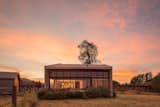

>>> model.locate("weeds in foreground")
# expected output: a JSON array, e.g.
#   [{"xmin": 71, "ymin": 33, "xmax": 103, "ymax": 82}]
[{"xmin": 17, "ymin": 91, "xmax": 38, "ymax": 107}]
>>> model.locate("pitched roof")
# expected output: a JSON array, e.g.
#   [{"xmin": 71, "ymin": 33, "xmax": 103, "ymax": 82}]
[
  {"xmin": 45, "ymin": 64, "xmax": 112, "ymax": 70},
  {"xmin": 0, "ymin": 72, "xmax": 20, "ymax": 79}
]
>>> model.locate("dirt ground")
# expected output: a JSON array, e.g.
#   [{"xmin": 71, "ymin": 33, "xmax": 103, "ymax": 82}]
[
  {"xmin": 1, "ymin": 93, "xmax": 160, "ymax": 107},
  {"xmin": 37, "ymin": 94, "xmax": 160, "ymax": 107}
]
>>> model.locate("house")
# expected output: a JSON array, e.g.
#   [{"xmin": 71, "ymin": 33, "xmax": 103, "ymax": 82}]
[
  {"xmin": 0, "ymin": 72, "xmax": 20, "ymax": 93},
  {"xmin": 44, "ymin": 64, "xmax": 113, "ymax": 95}
]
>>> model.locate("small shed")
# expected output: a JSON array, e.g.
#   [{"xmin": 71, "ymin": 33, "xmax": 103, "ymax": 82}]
[
  {"xmin": 45, "ymin": 64, "xmax": 113, "ymax": 96},
  {"xmin": 0, "ymin": 72, "xmax": 20, "ymax": 93}
]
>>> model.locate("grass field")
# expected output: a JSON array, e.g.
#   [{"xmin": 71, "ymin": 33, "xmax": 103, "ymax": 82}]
[
  {"xmin": 1, "ymin": 93, "xmax": 160, "ymax": 107},
  {"xmin": 0, "ymin": 96, "xmax": 11, "ymax": 106},
  {"xmin": 37, "ymin": 94, "xmax": 160, "ymax": 107}
]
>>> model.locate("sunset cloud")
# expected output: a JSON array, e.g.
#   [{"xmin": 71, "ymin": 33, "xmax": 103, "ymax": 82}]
[
  {"xmin": 113, "ymin": 69, "xmax": 138, "ymax": 83},
  {"xmin": 0, "ymin": 0, "xmax": 160, "ymax": 83}
]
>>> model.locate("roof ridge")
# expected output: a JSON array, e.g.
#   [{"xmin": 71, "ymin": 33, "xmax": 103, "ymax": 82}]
[{"xmin": 45, "ymin": 64, "xmax": 112, "ymax": 70}]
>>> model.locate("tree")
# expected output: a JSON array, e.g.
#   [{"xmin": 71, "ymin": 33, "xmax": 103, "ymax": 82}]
[
  {"xmin": 130, "ymin": 72, "xmax": 153, "ymax": 85},
  {"xmin": 148, "ymin": 74, "xmax": 160, "ymax": 92},
  {"xmin": 112, "ymin": 80, "xmax": 120, "ymax": 89},
  {"xmin": 78, "ymin": 40, "xmax": 100, "ymax": 64},
  {"xmin": 146, "ymin": 72, "xmax": 152, "ymax": 81}
]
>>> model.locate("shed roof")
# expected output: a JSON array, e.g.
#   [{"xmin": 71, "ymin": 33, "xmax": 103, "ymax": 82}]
[
  {"xmin": 45, "ymin": 64, "xmax": 112, "ymax": 70},
  {"xmin": 0, "ymin": 72, "xmax": 20, "ymax": 79}
]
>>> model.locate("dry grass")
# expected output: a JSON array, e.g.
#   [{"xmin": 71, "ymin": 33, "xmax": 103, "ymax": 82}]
[
  {"xmin": 18, "ymin": 91, "xmax": 38, "ymax": 107},
  {"xmin": 0, "ymin": 96, "xmax": 11, "ymax": 107},
  {"xmin": 0, "ymin": 92, "xmax": 37, "ymax": 107},
  {"xmin": 37, "ymin": 94, "xmax": 160, "ymax": 107},
  {"xmin": 1, "ymin": 93, "xmax": 160, "ymax": 107}
]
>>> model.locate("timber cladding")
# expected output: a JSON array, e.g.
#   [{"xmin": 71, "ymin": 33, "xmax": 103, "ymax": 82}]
[
  {"xmin": 0, "ymin": 72, "xmax": 20, "ymax": 107},
  {"xmin": 44, "ymin": 64, "xmax": 113, "ymax": 97},
  {"xmin": 0, "ymin": 72, "xmax": 20, "ymax": 93},
  {"xmin": 49, "ymin": 69, "xmax": 109, "ymax": 78},
  {"xmin": 0, "ymin": 79, "xmax": 14, "ymax": 94}
]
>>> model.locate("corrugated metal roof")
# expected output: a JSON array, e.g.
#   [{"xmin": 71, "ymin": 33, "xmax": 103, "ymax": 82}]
[
  {"xmin": 45, "ymin": 64, "xmax": 112, "ymax": 70},
  {"xmin": 0, "ymin": 72, "xmax": 19, "ymax": 79}
]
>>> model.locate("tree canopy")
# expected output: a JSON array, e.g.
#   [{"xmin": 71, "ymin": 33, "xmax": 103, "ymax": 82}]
[
  {"xmin": 78, "ymin": 40, "xmax": 100, "ymax": 64},
  {"xmin": 130, "ymin": 72, "xmax": 152, "ymax": 85}
]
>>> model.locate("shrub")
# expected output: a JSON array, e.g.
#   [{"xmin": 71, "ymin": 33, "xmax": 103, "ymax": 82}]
[
  {"xmin": 44, "ymin": 90, "xmax": 55, "ymax": 99},
  {"xmin": 38, "ymin": 89, "xmax": 86, "ymax": 100},
  {"xmin": 72, "ymin": 91, "xmax": 85, "ymax": 98},
  {"xmin": 85, "ymin": 87, "xmax": 110, "ymax": 98},
  {"xmin": 98, "ymin": 87, "xmax": 110, "ymax": 97},
  {"xmin": 65, "ymin": 91, "xmax": 86, "ymax": 99},
  {"xmin": 112, "ymin": 91, "xmax": 117, "ymax": 98},
  {"xmin": 53, "ymin": 90, "xmax": 66, "ymax": 99},
  {"xmin": 37, "ymin": 87, "xmax": 112, "ymax": 100},
  {"xmin": 150, "ymin": 75, "xmax": 160, "ymax": 92},
  {"xmin": 85, "ymin": 87, "xmax": 101, "ymax": 98},
  {"xmin": 38, "ymin": 89, "xmax": 67, "ymax": 100},
  {"xmin": 37, "ymin": 89, "xmax": 55, "ymax": 100}
]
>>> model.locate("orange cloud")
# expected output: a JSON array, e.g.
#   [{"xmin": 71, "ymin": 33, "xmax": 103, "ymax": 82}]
[
  {"xmin": 0, "ymin": 64, "xmax": 32, "ymax": 79},
  {"xmin": 0, "ymin": 29, "xmax": 80, "ymax": 78},
  {"xmin": 0, "ymin": 29, "xmax": 78, "ymax": 63},
  {"xmin": 1, "ymin": 28, "xmax": 159, "ymax": 82},
  {"xmin": 0, "ymin": 64, "xmax": 21, "ymax": 73},
  {"xmin": 113, "ymin": 69, "xmax": 139, "ymax": 83},
  {"xmin": 80, "ymin": 3, "xmax": 128, "ymax": 30},
  {"xmin": 0, "ymin": 0, "xmax": 160, "ymax": 83},
  {"xmin": 83, "ymin": 32, "xmax": 160, "ymax": 66}
]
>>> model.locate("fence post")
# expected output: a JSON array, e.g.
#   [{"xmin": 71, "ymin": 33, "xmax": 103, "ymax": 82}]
[{"xmin": 12, "ymin": 86, "xmax": 17, "ymax": 107}]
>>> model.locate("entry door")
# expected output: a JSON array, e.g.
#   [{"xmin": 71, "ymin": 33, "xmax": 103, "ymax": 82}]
[{"xmin": 75, "ymin": 81, "xmax": 80, "ymax": 89}]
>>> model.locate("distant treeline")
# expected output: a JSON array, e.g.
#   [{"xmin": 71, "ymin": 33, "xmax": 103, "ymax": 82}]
[
  {"xmin": 20, "ymin": 78, "xmax": 44, "ymax": 92},
  {"xmin": 113, "ymin": 72, "xmax": 160, "ymax": 92}
]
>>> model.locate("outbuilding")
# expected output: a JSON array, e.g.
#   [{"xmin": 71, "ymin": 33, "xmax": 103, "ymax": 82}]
[
  {"xmin": 0, "ymin": 72, "xmax": 20, "ymax": 93},
  {"xmin": 45, "ymin": 64, "xmax": 113, "ymax": 95}
]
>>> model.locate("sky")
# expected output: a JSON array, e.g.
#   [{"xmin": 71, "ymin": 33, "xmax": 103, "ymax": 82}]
[{"xmin": 0, "ymin": 0, "xmax": 160, "ymax": 83}]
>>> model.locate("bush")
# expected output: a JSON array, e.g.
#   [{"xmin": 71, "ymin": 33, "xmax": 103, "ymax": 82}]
[
  {"xmin": 85, "ymin": 87, "xmax": 101, "ymax": 98},
  {"xmin": 38, "ymin": 89, "xmax": 86, "ymax": 100},
  {"xmin": 65, "ymin": 91, "xmax": 86, "ymax": 99},
  {"xmin": 53, "ymin": 90, "xmax": 66, "ymax": 99},
  {"xmin": 38, "ymin": 89, "xmax": 66, "ymax": 100},
  {"xmin": 98, "ymin": 87, "xmax": 110, "ymax": 97},
  {"xmin": 38, "ymin": 87, "xmax": 111, "ymax": 100},
  {"xmin": 150, "ymin": 75, "xmax": 160, "ymax": 92},
  {"xmin": 85, "ymin": 87, "xmax": 110, "ymax": 98},
  {"xmin": 37, "ymin": 89, "xmax": 55, "ymax": 100},
  {"xmin": 112, "ymin": 91, "xmax": 117, "ymax": 98}
]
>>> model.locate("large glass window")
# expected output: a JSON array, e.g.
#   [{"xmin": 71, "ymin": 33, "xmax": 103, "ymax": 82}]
[{"xmin": 50, "ymin": 79, "xmax": 85, "ymax": 89}]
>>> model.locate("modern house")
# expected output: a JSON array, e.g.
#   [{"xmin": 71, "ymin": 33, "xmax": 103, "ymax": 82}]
[
  {"xmin": 0, "ymin": 72, "xmax": 20, "ymax": 93},
  {"xmin": 44, "ymin": 64, "xmax": 113, "ymax": 94}
]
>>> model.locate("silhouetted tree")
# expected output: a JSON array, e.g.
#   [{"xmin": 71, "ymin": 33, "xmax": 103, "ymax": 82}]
[
  {"xmin": 146, "ymin": 72, "xmax": 152, "ymax": 81},
  {"xmin": 130, "ymin": 72, "xmax": 152, "ymax": 85},
  {"xmin": 78, "ymin": 40, "xmax": 100, "ymax": 64},
  {"xmin": 112, "ymin": 80, "xmax": 120, "ymax": 89}
]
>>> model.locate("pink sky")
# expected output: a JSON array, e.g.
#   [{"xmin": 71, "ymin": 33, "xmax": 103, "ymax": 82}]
[{"xmin": 0, "ymin": 0, "xmax": 160, "ymax": 83}]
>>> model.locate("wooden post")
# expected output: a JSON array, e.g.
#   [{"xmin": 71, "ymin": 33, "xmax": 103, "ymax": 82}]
[
  {"xmin": 90, "ymin": 78, "xmax": 92, "ymax": 87},
  {"xmin": 108, "ymin": 69, "xmax": 113, "ymax": 97},
  {"xmin": 54, "ymin": 79, "xmax": 56, "ymax": 89},
  {"xmin": 12, "ymin": 86, "xmax": 17, "ymax": 107},
  {"xmin": 45, "ymin": 70, "xmax": 50, "ymax": 89}
]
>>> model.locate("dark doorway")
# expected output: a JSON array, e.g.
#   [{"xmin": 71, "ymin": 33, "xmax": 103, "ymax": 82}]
[{"xmin": 75, "ymin": 81, "xmax": 80, "ymax": 89}]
